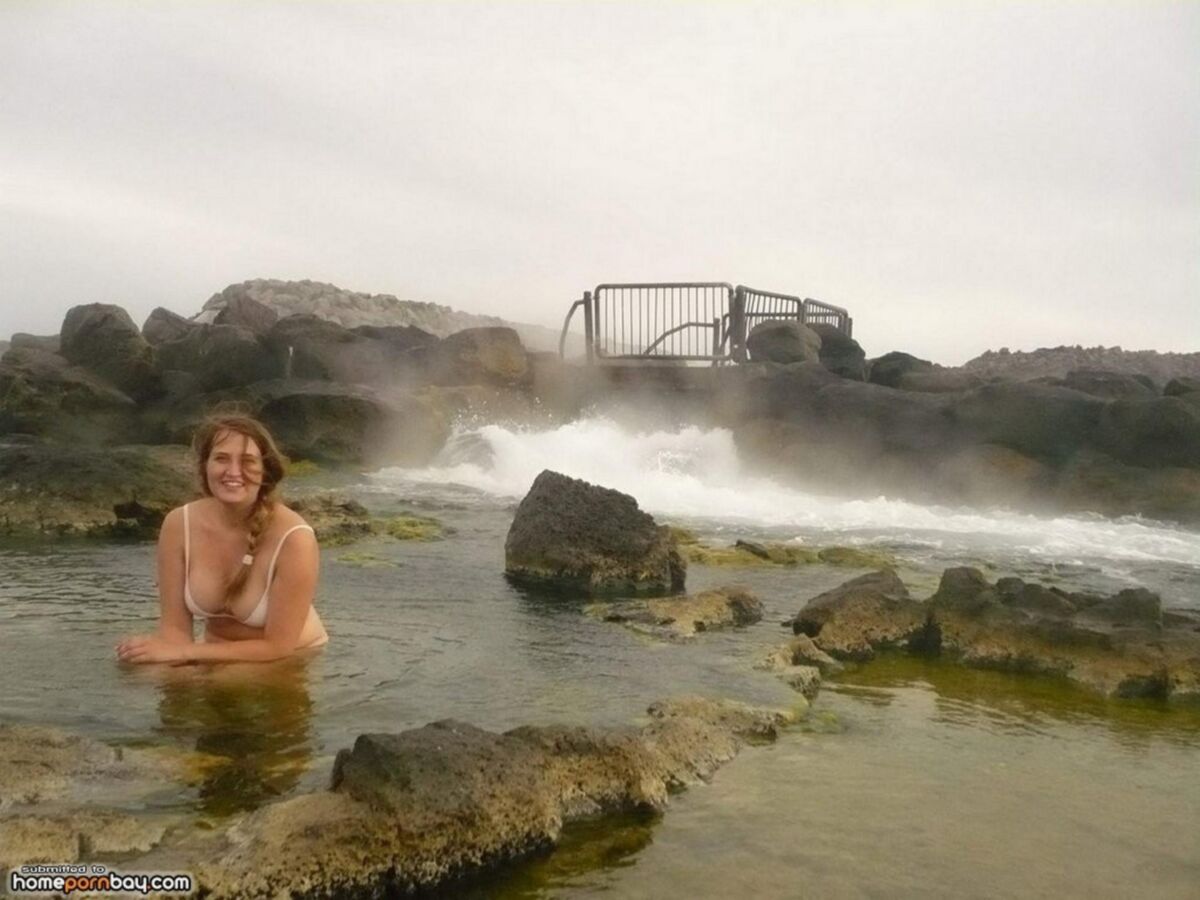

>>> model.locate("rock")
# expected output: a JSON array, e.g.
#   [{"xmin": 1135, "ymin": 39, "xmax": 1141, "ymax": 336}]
[
  {"xmin": 0, "ymin": 347, "xmax": 141, "ymax": 444},
  {"xmin": 288, "ymin": 494, "xmax": 448, "ymax": 546},
  {"xmin": 351, "ymin": 323, "xmax": 439, "ymax": 351},
  {"xmin": 505, "ymin": 470, "xmax": 686, "ymax": 595},
  {"xmin": 213, "ymin": 295, "xmax": 279, "ymax": 336},
  {"xmin": 745, "ymin": 320, "xmax": 822, "ymax": 364},
  {"xmin": 781, "ymin": 665, "xmax": 823, "ymax": 699},
  {"xmin": 1053, "ymin": 451, "xmax": 1200, "ymax": 523},
  {"xmin": 1048, "ymin": 368, "xmax": 1158, "ymax": 400},
  {"xmin": 791, "ymin": 570, "xmax": 925, "ymax": 660},
  {"xmin": 0, "ymin": 723, "xmax": 183, "ymax": 810},
  {"xmin": 867, "ymin": 351, "xmax": 935, "ymax": 388},
  {"xmin": 423, "ymin": 326, "xmax": 530, "ymax": 387},
  {"xmin": 256, "ymin": 381, "xmax": 450, "ymax": 466},
  {"xmin": 810, "ymin": 324, "xmax": 867, "ymax": 380},
  {"xmin": 10, "ymin": 333, "xmax": 60, "ymax": 352},
  {"xmin": 1097, "ymin": 397, "xmax": 1200, "ymax": 469},
  {"xmin": 1164, "ymin": 377, "xmax": 1200, "ymax": 397},
  {"xmin": 194, "ymin": 697, "xmax": 794, "ymax": 898},
  {"xmin": 155, "ymin": 323, "xmax": 279, "ymax": 393},
  {"xmin": 141, "ymin": 307, "xmax": 196, "ymax": 345},
  {"xmin": 264, "ymin": 315, "xmax": 401, "ymax": 385},
  {"xmin": 59, "ymin": 303, "xmax": 160, "ymax": 401},
  {"xmin": 589, "ymin": 586, "xmax": 763, "ymax": 639},
  {"xmin": 0, "ymin": 442, "xmax": 194, "ymax": 538},
  {"xmin": 960, "ymin": 345, "xmax": 1200, "ymax": 385},
  {"xmin": 896, "ymin": 369, "xmax": 987, "ymax": 393},
  {"xmin": 0, "ymin": 810, "xmax": 168, "ymax": 869},
  {"xmin": 949, "ymin": 381, "xmax": 1106, "ymax": 464},
  {"xmin": 758, "ymin": 634, "xmax": 845, "ymax": 675}
]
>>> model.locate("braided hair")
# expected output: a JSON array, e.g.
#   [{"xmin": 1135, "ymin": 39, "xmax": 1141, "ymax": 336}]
[{"xmin": 192, "ymin": 414, "xmax": 287, "ymax": 611}]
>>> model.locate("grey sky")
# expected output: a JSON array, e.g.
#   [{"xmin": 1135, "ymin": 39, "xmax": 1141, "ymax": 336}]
[{"xmin": 1, "ymin": 1, "xmax": 1196, "ymax": 364}]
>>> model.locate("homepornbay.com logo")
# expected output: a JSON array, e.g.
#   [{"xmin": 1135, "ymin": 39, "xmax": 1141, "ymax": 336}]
[{"xmin": 8, "ymin": 864, "xmax": 194, "ymax": 895}]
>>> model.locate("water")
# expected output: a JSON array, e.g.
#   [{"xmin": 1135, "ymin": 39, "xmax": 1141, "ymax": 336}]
[{"xmin": 2, "ymin": 418, "xmax": 1198, "ymax": 896}]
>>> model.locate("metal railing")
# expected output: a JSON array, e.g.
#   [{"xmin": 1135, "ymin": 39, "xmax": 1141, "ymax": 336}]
[{"xmin": 559, "ymin": 282, "xmax": 852, "ymax": 364}]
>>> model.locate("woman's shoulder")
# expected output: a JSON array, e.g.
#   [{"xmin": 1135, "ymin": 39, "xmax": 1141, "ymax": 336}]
[{"xmin": 271, "ymin": 503, "xmax": 315, "ymax": 535}]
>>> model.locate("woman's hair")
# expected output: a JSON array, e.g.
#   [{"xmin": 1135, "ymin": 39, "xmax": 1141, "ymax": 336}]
[{"xmin": 192, "ymin": 414, "xmax": 287, "ymax": 609}]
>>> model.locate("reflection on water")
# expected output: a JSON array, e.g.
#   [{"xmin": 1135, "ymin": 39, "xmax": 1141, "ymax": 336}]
[{"xmin": 146, "ymin": 657, "xmax": 315, "ymax": 817}]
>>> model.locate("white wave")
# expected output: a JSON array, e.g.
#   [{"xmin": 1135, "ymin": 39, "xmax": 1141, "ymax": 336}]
[{"xmin": 370, "ymin": 417, "xmax": 1200, "ymax": 567}]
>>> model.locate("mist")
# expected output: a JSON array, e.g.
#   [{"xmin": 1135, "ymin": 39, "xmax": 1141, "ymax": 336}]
[{"xmin": 1, "ymin": 1, "xmax": 1197, "ymax": 364}]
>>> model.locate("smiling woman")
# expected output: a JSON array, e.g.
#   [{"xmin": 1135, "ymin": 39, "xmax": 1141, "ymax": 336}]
[{"xmin": 116, "ymin": 415, "xmax": 328, "ymax": 664}]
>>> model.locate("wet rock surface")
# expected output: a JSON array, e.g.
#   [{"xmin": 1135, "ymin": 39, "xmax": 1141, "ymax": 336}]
[
  {"xmin": 191, "ymin": 697, "xmax": 795, "ymax": 899},
  {"xmin": 587, "ymin": 586, "xmax": 763, "ymax": 639},
  {"xmin": 791, "ymin": 567, "xmax": 1200, "ymax": 700},
  {"xmin": 505, "ymin": 470, "xmax": 686, "ymax": 595}
]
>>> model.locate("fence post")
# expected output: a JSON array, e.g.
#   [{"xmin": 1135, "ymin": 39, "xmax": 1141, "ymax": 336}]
[
  {"xmin": 583, "ymin": 291, "xmax": 594, "ymax": 363},
  {"xmin": 731, "ymin": 286, "xmax": 747, "ymax": 362}
]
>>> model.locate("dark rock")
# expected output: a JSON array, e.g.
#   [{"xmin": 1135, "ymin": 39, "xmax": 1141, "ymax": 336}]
[
  {"xmin": 155, "ymin": 323, "xmax": 279, "ymax": 393},
  {"xmin": 10, "ymin": 333, "xmax": 60, "ymax": 353},
  {"xmin": 0, "ymin": 347, "xmax": 140, "ymax": 444},
  {"xmin": 1087, "ymin": 588, "xmax": 1162, "ymax": 628},
  {"xmin": 59, "ymin": 303, "xmax": 160, "ymax": 401},
  {"xmin": 256, "ymin": 381, "xmax": 450, "ymax": 466},
  {"xmin": 897, "ymin": 369, "xmax": 987, "ymax": 393},
  {"xmin": 949, "ymin": 381, "xmax": 1105, "ymax": 463},
  {"xmin": 995, "ymin": 578, "xmax": 1077, "ymax": 617},
  {"xmin": 422, "ymin": 326, "xmax": 530, "ymax": 387},
  {"xmin": 265, "ymin": 315, "xmax": 400, "ymax": 385},
  {"xmin": 734, "ymin": 539, "xmax": 771, "ymax": 559},
  {"xmin": 141, "ymin": 307, "xmax": 196, "ymax": 345},
  {"xmin": 867, "ymin": 351, "xmax": 935, "ymax": 388},
  {"xmin": 1053, "ymin": 451, "xmax": 1200, "ymax": 523},
  {"xmin": 213, "ymin": 295, "xmax": 278, "ymax": 336},
  {"xmin": 505, "ymin": 470, "xmax": 686, "ymax": 595},
  {"xmin": 791, "ymin": 569, "xmax": 924, "ymax": 660},
  {"xmin": 195, "ymin": 697, "xmax": 794, "ymax": 898},
  {"xmin": 810, "ymin": 323, "xmax": 866, "ymax": 380},
  {"xmin": 1048, "ymin": 369, "xmax": 1158, "ymax": 400},
  {"xmin": 589, "ymin": 586, "xmax": 763, "ymax": 639},
  {"xmin": 0, "ymin": 442, "xmax": 194, "ymax": 538},
  {"xmin": 1097, "ymin": 397, "xmax": 1200, "ymax": 469},
  {"xmin": 745, "ymin": 320, "xmax": 822, "ymax": 364},
  {"xmin": 1164, "ymin": 377, "xmax": 1200, "ymax": 397},
  {"xmin": 351, "ymin": 324, "xmax": 439, "ymax": 352}
]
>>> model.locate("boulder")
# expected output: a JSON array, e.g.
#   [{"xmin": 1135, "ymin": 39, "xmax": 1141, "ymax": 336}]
[
  {"xmin": 256, "ymin": 380, "xmax": 449, "ymax": 466},
  {"xmin": 265, "ymin": 315, "xmax": 401, "ymax": 385},
  {"xmin": 1053, "ymin": 451, "xmax": 1200, "ymax": 523},
  {"xmin": 10, "ymin": 333, "xmax": 59, "ymax": 353},
  {"xmin": 948, "ymin": 381, "xmax": 1106, "ymax": 464},
  {"xmin": 1164, "ymin": 377, "xmax": 1200, "ymax": 397},
  {"xmin": 1047, "ymin": 368, "xmax": 1158, "ymax": 400},
  {"xmin": 1096, "ymin": 397, "xmax": 1200, "ymax": 469},
  {"xmin": 589, "ymin": 586, "xmax": 763, "ymax": 639},
  {"xmin": 155, "ymin": 323, "xmax": 279, "ymax": 393},
  {"xmin": 0, "ymin": 811, "xmax": 167, "ymax": 869},
  {"xmin": 810, "ymin": 323, "xmax": 866, "ymax": 380},
  {"xmin": 867, "ymin": 351, "xmax": 935, "ymax": 388},
  {"xmin": 59, "ymin": 303, "xmax": 160, "ymax": 401},
  {"xmin": 351, "ymin": 323, "xmax": 439, "ymax": 352},
  {"xmin": 758, "ymin": 634, "xmax": 844, "ymax": 675},
  {"xmin": 896, "ymin": 369, "xmax": 987, "ymax": 393},
  {"xmin": 790, "ymin": 569, "xmax": 925, "ymax": 660},
  {"xmin": 194, "ymin": 697, "xmax": 794, "ymax": 899},
  {"xmin": 422, "ymin": 326, "xmax": 530, "ymax": 387},
  {"xmin": 0, "ymin": 347, "xmax": 140, "ymax": 444},
  {"xmin": 505, "ymin": 470, "xmax": 686, "ymax": 594},
  {"xmin": 141, "ymin": 307, "xmax": 196, "ymax": 345},
  {"xmin": 0, "ymin": 442, "xmax": 194, "ymax": 537},
  {"xmin": 213, "ymin": 295, "xmax": 278, "ymax": 336},
  {"xmin": 745, "ymin": 320, "xmax": 822, "ymax": 364}
]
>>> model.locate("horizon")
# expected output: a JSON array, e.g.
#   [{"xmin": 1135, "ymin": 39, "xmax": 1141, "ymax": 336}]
[{"xmin": 1, "ymin": 2, "xmax": 1197, "ymax": 367}]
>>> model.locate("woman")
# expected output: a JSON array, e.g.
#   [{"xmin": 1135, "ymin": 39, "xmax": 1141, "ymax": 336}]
[{"xmin": 117, "ymin": 415, "xmax": 328, "ymax": 664}]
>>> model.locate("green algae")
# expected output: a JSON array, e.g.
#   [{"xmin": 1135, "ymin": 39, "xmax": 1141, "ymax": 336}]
[
  {"xmin": 336, "ymin": 552, "xmax": 402, "ymax": 568},
  {"xmin": 673, "ymin": 534, "xmax": 894, "ymax": 570}
]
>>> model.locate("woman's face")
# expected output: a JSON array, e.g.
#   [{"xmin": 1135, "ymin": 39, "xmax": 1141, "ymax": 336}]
[{"xmin": 206, "ymin": 430, "xmax": 265, "ymax": 507}]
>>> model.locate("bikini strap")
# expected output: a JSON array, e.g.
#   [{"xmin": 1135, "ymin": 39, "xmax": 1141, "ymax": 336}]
[
  {"xmin": 265, "ymin": 524, "xmax": 315, "ymax": 586},
  {"xmin": 183, "ymin": 502, "xmax": 191, "ymax": 572}
]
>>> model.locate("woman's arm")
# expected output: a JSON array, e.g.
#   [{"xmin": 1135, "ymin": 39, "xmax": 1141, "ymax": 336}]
[{"xmin": 156, "ymin": 506, "xmax": 194, "ymax": 644}]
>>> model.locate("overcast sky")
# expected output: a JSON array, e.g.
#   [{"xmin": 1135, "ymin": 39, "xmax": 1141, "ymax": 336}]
[{"xmin": 1, "ymin": 1, "xmax": 1196, "ymax": 364}]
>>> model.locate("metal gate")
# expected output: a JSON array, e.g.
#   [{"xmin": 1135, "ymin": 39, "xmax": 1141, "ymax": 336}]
[{"xmin": 559, "ymin": 282, "xmax": 852, "ymax": 363}]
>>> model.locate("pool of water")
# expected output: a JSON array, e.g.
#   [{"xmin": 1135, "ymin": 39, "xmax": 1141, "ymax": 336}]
[{"xmin": 2, "ymin": 419, "xmax": 1198, "ymax": 896}]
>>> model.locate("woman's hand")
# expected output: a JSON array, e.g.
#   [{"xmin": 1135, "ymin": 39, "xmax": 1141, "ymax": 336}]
[{"xmin": 116, "ymin": 634, "xmax": 190, "ymax": 665}]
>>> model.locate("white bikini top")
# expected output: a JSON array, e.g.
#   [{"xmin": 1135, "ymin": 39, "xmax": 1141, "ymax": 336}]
[{"xmin": 182, "ymin": 502, "xmax": 314, "ymax": 628}]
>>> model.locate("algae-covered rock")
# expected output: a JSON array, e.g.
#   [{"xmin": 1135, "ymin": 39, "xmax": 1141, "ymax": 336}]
[
  {"xmin": 678, "ymin": 535, "xmax": 893, "ymax": 570},
  {"xmin": 588, "ymin": 586, "xmax": 764, "ymax": 639},
  {"xmin": 289, "ymin": 494, "xmax": 447, "ymax": 547}
]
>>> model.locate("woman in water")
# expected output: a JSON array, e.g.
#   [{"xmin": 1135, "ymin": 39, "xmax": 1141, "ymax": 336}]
[{"xmin": 117, "ymin": 415, "xmax": 328, "ymax": 664}]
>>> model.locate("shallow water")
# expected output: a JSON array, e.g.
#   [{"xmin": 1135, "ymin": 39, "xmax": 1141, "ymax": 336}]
[{"xmin": 2, "ymin": 419, "xmax": 1198, "ymax": 896}]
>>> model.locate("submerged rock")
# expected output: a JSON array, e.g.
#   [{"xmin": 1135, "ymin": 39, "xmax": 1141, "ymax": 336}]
[
  {"xmin": 193, "ymin": 697, "xmax": 795, "ymax": 898},
  {"xmin": 790, "ymin": 567, "xmax": 1200, "ymax": 700},
  {"xmin": 505, "ymin": 470, "xmax": 686, "ymax": 595},
  {"xmin": 588, "ymin": 586, "xmax": 764, "ymax": 639},
  {"xmin": 289, "ymin": 494, "xmax": 448, "ymax": 546}
]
